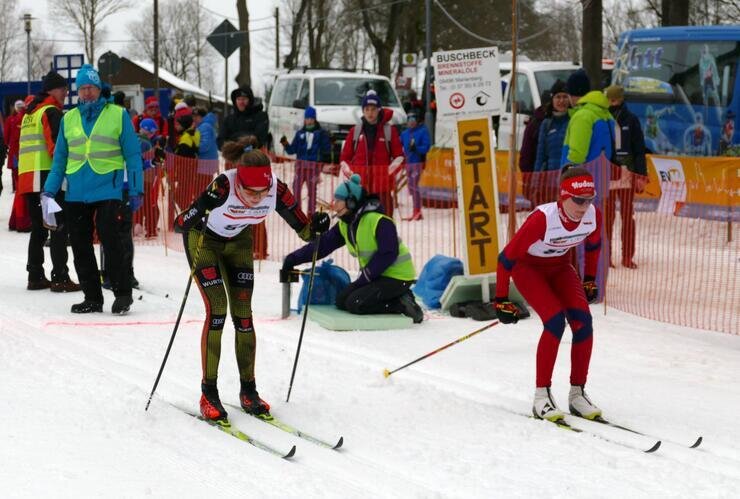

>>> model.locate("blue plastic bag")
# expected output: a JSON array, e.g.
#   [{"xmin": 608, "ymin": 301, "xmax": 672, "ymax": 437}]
[
  {"xmin": 412, "ymin": 255, "xmax": 464, "ymax": 309},
  {"xmin": 297, "ymin": 259, "xmax": 351, "ymax": 312}
]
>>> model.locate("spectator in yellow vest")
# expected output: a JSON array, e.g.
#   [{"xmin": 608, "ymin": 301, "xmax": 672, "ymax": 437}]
[
  {"xmin": 43, "ymin": 64, "xmax": 143, "ymax": 315},
  {"xmin": 18, "ymin": 71, "xmax": 80, "ymax": 293}
]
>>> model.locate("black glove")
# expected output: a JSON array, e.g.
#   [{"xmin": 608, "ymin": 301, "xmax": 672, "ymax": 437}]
[
  {"xmin": 280, "ymin": 135, "xmax": 289, "ymax": 147},
  {"xmin": 280, "ymin": 257, "xmax": 299, "ymax": 283},
  {"xmin": 310, "ymin": 212, "xmax": 330, "ymax": 235},
  {"xmin": 583, "ymin": 277, "xmax": 598, "ymax": 304},
  {"xmin": 197, "ymin": 182, "xmax": 225, "ymax": 212},
  {"xmin": 494, "ymin": 297, "xmax": 519, "ymax": 324}
]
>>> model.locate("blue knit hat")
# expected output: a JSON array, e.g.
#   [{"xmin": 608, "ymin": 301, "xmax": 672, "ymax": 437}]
[
  {"xmin": 334, "ymin": 174, "xmax": 364, "ymax": 202},
  {"xmin": 361, "ymin": 90, "xmax": 381, "ymax": 108},
  {"xmin": 304, "ymin": 106, "xmax": 317, "ymax": 119},
  {"xmin": 566, "ymin": 69, "xmax": 590, "ymax": 97},
  {"xmin": 76, "ymin": 64, "xmax": 102, "ymax": 89},
  {"xmin": 139, "ymin": 118, "xmax": 159, "ymax": 133}
]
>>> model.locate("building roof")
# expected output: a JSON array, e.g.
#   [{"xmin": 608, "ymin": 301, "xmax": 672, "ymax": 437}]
[{"xmin": 128, "ymin": 59, "xmax": 226, "ymax": 103}]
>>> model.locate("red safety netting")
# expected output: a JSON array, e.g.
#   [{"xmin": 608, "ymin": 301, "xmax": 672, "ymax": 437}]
[{"xmin": 131, "ymin": 151, "xmax": 739, "ymax": 335}]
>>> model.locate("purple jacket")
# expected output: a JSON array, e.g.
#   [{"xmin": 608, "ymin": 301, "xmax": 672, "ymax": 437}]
[{"xmin": 518, "ymin": 105, "xmax": 547, "ymax": 172}]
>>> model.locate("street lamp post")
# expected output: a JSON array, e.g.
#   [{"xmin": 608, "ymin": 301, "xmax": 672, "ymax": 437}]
[{"xmin": 24, "ymin": 14, "xmax": 32, "ymax": 95}]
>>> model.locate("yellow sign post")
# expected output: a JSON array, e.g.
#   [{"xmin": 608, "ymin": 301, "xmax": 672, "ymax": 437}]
[{"xmin": 453, "ymin": 117, "xmax": 501, "ymax": 277}]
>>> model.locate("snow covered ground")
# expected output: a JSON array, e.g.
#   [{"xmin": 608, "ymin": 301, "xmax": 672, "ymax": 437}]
[{"xmin": 1, "ymin": 168, "xmax": 739, "ymax": 498}]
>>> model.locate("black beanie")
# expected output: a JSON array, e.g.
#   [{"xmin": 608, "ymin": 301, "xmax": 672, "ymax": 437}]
[
  {"xmin": 42, "ymin": 71, "xmax": 68, "ymax": 92},
  {"xmin": 550, "ymin": 79, "xmax": 568, "ymax": 96},
  {"xmin": 177, "ymin": 114, "xmax": 193, "ymax": 129},
  {"xmin": 566, "ymin": 69, "xmax": 591, "ymax": 97}
]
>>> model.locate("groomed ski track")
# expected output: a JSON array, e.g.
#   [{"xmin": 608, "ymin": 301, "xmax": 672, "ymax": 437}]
[{"xmin": 1, "ymin": 230, "xmax": 739, "ymax": 498}]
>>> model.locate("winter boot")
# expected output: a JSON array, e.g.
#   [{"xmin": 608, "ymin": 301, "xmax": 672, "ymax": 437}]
[
  {"xmin": 532, "ymin": 387, "xmax": 564, "ymax": 422},
  {"xmin": 239, "ymin": 379, "xmax": 271, "ymax": 415},
  {"xmin": 200, "ymin": 383, "xmax": 228, "ymax": 421},
  {"xmin": 397, "ymin": 292, "xmax": 424, "ymax": 324},
  {"xmin": 568, "ymin": 385, "xmax": 602, "ymax": 420},
  {"xmin": 27, "ymin": 276, "xmax": 51, "ymax": 290},
  {"xmin": 112, "ymin": 296, "xmax": 134, "ymax": 315},
  {"xmin": 71, "ymin": 300, "xmax": 103, "ymax": 314},
  {"xmin": 50, "ymin": 277, "xmax": 82, "ymax": 293}
]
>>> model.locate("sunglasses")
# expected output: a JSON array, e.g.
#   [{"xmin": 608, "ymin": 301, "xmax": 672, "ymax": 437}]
[{"xmin": 572, "ymin": 196, "xmax": 595, "ymax": 206}]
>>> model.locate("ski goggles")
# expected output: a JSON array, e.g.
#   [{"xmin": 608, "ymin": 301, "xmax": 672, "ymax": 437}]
[{"xmin": 571, "ymin": 196, "xmax": 595, "ymax": 206}]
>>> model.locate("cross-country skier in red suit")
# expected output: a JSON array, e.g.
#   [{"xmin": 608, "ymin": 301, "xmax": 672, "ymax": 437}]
[{"xmin": 495, "ymin": 165, "xmax": 603, "ymax": 423}]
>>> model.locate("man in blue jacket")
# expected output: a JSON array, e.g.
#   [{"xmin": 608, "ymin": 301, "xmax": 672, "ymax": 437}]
[
  {"xmin": 400, "ymin": 111, "xmax": 431, "ymax": 221},
  {"xmin": 279, "ymin": 106, "xmax": 331, "ymax": 215},
  {"xmin": 43, "ymin": 64, "xmax": 143, "ymax": 315}
]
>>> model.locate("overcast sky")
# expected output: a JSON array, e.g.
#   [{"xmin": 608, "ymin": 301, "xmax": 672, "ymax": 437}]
[{"xmin": 17, "ymin": 0, "xmax": 279, "ymax": 98}]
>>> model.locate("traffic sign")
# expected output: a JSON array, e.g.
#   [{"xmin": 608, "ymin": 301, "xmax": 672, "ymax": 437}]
[{"xmin": 207, "ymin": 20, "xmax": 246, "ymax": 58}]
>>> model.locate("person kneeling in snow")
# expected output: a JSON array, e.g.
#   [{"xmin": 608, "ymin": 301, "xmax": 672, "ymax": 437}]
[
  {"xmin": 495, "ymin": 165, "xmax": 603, "ymax": 423},
  {"xmin": 281, "ymin": 174, "xmax": 423, "ymax": 323}
]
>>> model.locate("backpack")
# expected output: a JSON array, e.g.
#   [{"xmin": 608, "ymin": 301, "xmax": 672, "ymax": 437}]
[
  {"xmin": 412, "ymin": 255, "xmax": 464, "ymax": 309},
  {"xmin": 297, "ymin": 259, "xmax": 351, "ymax": 312},
  {"xmin": 351, "ymin": 121, "xmax": 393, "ymax": 156}
]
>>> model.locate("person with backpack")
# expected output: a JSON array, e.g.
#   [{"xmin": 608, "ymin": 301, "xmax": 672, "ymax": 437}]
[
  {"xmin": 174, "ymin": 135, "xmax": 328, "ymax": 422},
  {"xmin": 533, "ymin": 80, "xmax": 570, "ymax": 204},
  {"xmin": 400, "ymin": 111, "xmax": 431, "ymax": 221},
  {"xmin": 281, "ymin": 174, "xmax": 423, "ymax": 323},
  {"xmin": 339, "ymin": 90, "xmax": 404, "ymax": 218},
  {"xmin": 279, "ymin": 105, "xmax": 331, "ymax": 216}
]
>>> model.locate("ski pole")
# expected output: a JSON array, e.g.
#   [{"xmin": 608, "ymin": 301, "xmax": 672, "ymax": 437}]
[
  {"xmin": 145, "ymin": 218, "xmax": 208, "ymax": 411},
  {"xmin": 383, "ymin": 320, "xmax": 499, "ymax": 378},
  {"xmin": 285, "ymin": 232, "xmax": 322, "ymax": 403}
]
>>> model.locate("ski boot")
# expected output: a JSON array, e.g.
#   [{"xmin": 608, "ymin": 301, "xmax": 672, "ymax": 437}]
[
  {"xmin": 568, "ymin": 385, "xmax": 602, "ymax": 420},
  {"xmin": 239, "ymin": 380, "xmax": 271, "ymax": 415},
  {"xmin": 533, "ymin": 387, "xmax": 564, "ymax": 422},
  {"xmin": 396, "ymin": 292, "xmax": 424, "ymax": 324},
  {"xmin": 200, "ymin": 383, "xmax": 228, "ymax": 421}
]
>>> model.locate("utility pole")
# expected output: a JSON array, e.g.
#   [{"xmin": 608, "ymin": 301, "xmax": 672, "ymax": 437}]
[
  {"xmin": 275, "ymin": 7, "xmax": 280, "ymax": 69},
  {"xmin": 24, "ymin": 14, "xmax": 32, "ymax": 95},
  {"xmin": 424, "ymin": 0, "xmax": 433, "ymax": 139},
  {"xmin": 154, "ymin": 0, "xmax": 160, "ymax": 104},
  {"xmin": 508, "ymin": 0, "xmax": 518, "ymax": 240}
]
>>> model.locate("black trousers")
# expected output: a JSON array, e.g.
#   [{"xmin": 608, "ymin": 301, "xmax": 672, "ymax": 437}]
[
  {"xmin": 66, "ymin": 200, "xmax": 133, "ymax": 303},
  {"xmin": 25, "ymin": 192, "xmax": 71, "ymax": 282},
  {"xmin": 335, "ymin": 276, "xmax": 412, "ymax": 315},
  {"xmin": 99, "ymin": 198, "xmax": 134, "ymax": 279}
]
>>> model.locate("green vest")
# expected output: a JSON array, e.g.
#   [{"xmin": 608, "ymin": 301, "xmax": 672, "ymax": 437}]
[
  {"xmin": 338, "ymin": 212, "xmax": 415, "ymax": 281},
  {"xmin": 63, "ymin": 104, "xmax": 125, "ymax": 175},
  {"xmin": 18, "ymin": 105, "xmax": 55, "ymax": 175}
]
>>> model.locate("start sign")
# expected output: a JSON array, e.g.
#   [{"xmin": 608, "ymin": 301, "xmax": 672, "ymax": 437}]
[{"xmin": 454, "ymin": 117, "xmax": 501, "ymax": 275}]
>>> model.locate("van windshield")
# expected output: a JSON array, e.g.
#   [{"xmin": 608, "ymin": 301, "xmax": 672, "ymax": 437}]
[
  {"xmin": 314, "ymin": 78, "xmax": 400, "ymax": 106},
  {"xmin": 534, "ymin": 69, "xmax": 577, "ymax": 98}
]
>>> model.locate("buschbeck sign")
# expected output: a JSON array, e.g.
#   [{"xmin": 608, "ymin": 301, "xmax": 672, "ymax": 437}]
[
  {"xmin": 433, "ymin": 46, "xmax": 502, "ymax": 120},
  {"xmin": 454, "ymin": 117, "xmax": 501, "ymax": 275}
]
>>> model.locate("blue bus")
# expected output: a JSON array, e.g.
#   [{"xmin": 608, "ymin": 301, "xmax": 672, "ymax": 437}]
[{"xmin": 612, "ymin": 26, "xmax": 740, "ymax": 156}]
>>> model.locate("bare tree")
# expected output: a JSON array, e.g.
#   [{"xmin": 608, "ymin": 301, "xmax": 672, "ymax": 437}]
[
  {"xmin": 661, "ymin": 0, "xmax": 690, "ymax": 26},
  {"xmin": 126, "ymin": 0, "xmax": 217, "ymax": 89},
  {"xmin": 0, "ymin": 0, "xmax": 22, "ymax": 82},
  {"xmin": 283, "ymin": 0, "xmax": 309, "ymax": 69},
  {"xmin": 603, "ymin": 0, "xmax": 658, "ymax": 56},
  {"xmin": 30, "ymin": 39, "xmax": 58, "ymax": 80},
  {"xmin": 358, "ymin": 0, "xmax": 405, "ymax": 77},
  {"xmin": 581, "ymin": 0, "xmax": 603, "ymax": 89},
  {"xmin": 235, "ymin": 0, "xmax": 251, "ymax": 87},
  {"xmin": 51, "ymin": 0, "xmax": 133, "ymax": 64}
]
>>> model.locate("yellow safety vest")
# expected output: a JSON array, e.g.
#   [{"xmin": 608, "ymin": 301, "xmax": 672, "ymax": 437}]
[
  {"xmin": 338, "ymin": 212, "xmax": 415, "ymax": 281},
  {"xmin": 18, "ymin": 104, "xmax": 55, "ymax": 175},
  {"xmin": 63, "ymin": 104, "xmax": 125, "ymax": 175}
]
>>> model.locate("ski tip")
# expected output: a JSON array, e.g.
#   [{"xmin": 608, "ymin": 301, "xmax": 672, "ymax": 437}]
[
  {"xmin": 382, "ymin": 369, "xmax": 391, "ymax": 378},
  {"xmin": 283, "ymin": 445, "xmax": 297, "ymax": 459},
  {"xmin": 333, "ymin": 436, "xmax": 344, "ymax": 450},
  {"xmin": 644, "ymin": 440, "xmax": 662, "ymax": 453},
  {"xmin": 690, "ymin": 436, "xmax": 703, "ymax": 449}
]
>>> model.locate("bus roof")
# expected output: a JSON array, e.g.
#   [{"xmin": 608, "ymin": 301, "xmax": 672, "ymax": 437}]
[{"xmin": 620, "ymin": 26, "xmax": 740, "ymax": 43}]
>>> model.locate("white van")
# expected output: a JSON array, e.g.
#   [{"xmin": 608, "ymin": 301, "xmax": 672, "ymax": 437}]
[{"xmin": 268, "ymin": 69, "xmax": 407, "ymax": 160}]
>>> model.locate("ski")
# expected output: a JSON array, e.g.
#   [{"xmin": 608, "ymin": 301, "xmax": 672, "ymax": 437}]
[
  {"xmin": 179, "ymin": 407, "xmax": 296, "ymax": 459},
  {"xmin": 529, "ymin": 415, "xmax": 661, "ymax": 453},
  {"xmin": 226, "ymin": 403, "xmax": 343, "ymax": 450},
  {"xmin": 570, "ymin": 413, "xmax": 703, "ymax": 450}
]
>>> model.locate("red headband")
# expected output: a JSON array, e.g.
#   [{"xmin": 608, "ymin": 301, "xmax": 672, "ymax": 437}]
[
  {"xmin": 237, "ymin": 165, "xmax": 272, "ymax": 189},
  {"xmin": 560, "ymin": 174, "xmax": 596, "ymax": 200}
]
